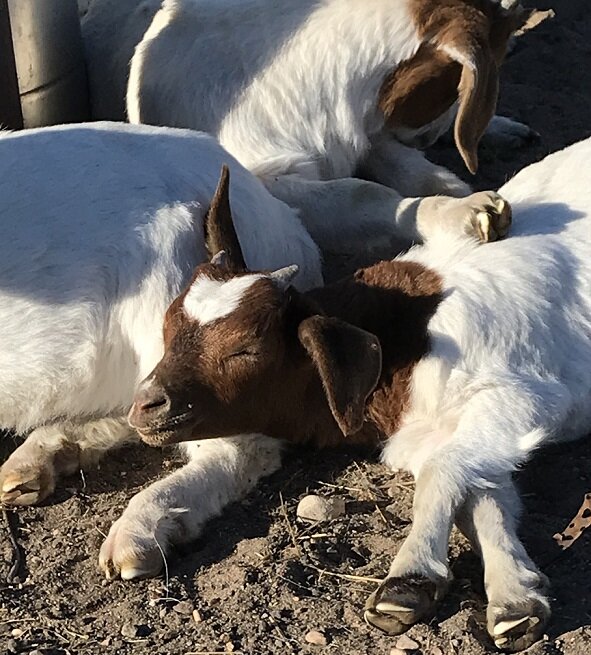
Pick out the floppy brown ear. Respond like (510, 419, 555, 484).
(298, 316, 382, 437)
(444, 39, 498, 175)
(204, 165, 247, 270)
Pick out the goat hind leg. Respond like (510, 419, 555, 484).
(456, 480, 550, 652)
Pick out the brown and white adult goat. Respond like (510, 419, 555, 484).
(82, 0, 534, 252)
(125, 138, 591, 651)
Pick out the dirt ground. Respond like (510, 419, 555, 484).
(1, 1, 591, 654)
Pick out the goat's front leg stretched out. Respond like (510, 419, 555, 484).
(456, 480, 550, 652)
(99, 434, 282, 580)
(262, 175, 511, 255)
(366, 385, 558, 638)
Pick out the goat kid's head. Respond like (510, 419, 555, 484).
(381, 0, 531, 174)
(128, 167, 382, 446)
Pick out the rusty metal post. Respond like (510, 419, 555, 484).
(0, 0, 23, 129)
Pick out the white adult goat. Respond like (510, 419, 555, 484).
(82, 0, 532, 250)
(126, 137, 591, 652)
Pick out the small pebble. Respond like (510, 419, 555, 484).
(304, 629, 328, 646)
(225, 641, 236, 652)
(192, 609, 203, 623)
(297, 495, 345, 522)
(390, 649, 406, 655)
(10, 629, 23, 638)
(395, 634, 420, 651)
(121, 622, 151, 639)
(430, 647, 444, 655)
(173, 600, 194, 615)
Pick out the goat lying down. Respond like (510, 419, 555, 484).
(0, 124, 505, 495)
(83, 0, 533, 250)
(126, 137, 591, 652)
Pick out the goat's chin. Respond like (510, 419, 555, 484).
(136, 423, 196, 446)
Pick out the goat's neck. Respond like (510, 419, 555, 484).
(268, 259, 444, 448)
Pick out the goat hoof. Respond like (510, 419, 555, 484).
(488, 598, 550, 652)
(468, 191, 512, 242)
(0, 464, 55, 506)
(99, 520, 164, 581)
(363, 575, 439, 634)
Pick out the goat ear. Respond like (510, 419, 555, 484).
(442, 39, 499, 175)
(298, 316, 382, 437)
(204, 165, 247, 270)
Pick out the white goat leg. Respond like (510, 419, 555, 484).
(0, 418, 135, 506)
(359, 137, 472, 198)
(482, 115, 540, 149)
(99, 435, 282, 580)
(263, 175, 511, 250)
(456, 481, 550, 651)
(368, 380, 565, 635)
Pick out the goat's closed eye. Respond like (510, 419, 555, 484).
(225, 348, 259, 360)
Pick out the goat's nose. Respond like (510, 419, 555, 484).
(129, 378, 171, 428)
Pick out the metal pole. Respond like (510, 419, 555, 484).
(0, 0, 23, 129)
(8, 0, 89, 128)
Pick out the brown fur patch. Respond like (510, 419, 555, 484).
(310, 261, 443, 441)
(379, 44, 461, 130)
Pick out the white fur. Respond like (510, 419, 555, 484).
(99, 434, 282, 580)
(0, 121, 320, 502)
(183, 274, 265, 324)
(371, 137, 591, 634)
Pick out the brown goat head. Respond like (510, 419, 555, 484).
(129, 266, 382, 446)
(380, 0, 531, 173)
(128, 168, 382, 446)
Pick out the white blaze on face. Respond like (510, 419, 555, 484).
(183, 274, 265, 324)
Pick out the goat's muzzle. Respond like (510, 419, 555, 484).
(128, 377, 180, 444)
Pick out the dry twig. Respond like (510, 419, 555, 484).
(2, 508, 24, 583)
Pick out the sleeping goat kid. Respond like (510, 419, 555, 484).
(83, 0, 530, 250)
(128, 137, 591, 652)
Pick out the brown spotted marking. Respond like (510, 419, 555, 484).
(554, 493, 591, 550)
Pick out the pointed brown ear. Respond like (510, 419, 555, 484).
(204, 165, 246, 270)
(445, 40, 498, 175)
(298, 316, 382, 437)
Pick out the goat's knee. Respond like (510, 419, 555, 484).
(0, 418, 134, 506)
(0, 427, 80, 505)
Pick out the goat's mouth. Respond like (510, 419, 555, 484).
(130, 411, 199, 446)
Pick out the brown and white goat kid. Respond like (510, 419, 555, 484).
(83, 0, 532, 252)
(123, 138, 591, 651)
